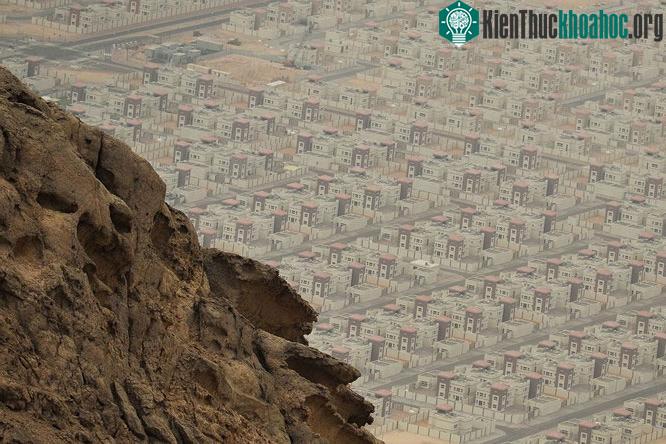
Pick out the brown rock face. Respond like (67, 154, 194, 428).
(0, 67, 379, 444)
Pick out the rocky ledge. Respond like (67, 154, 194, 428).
(0, 67, 380, 444)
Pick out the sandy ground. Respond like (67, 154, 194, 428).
(340, 77, 381, 93)
(573, 0, 621, 7)
(68, 71, 119, 84)
(111, 48, 149, 68)
(165, 24, 283, 57)
(47, 65, 128, 85)
(192, 27, 284, 57)
(205, 54, 300, 86)
(381, 431, 449, 444)
(523, 0, 621, 7)
(0, 21, 75, 40)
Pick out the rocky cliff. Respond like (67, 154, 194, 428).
(0, 67, 380, 444)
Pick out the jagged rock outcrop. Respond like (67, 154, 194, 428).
(0, 67, 380, 444)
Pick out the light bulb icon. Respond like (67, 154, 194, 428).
(447, 9, 471, 45)
(440, 1, 478, 47)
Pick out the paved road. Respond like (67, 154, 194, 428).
(558, 75, 661, 110)
(540, 152, 593, 167)
(324, 239, 590, 320)
(364, 292, 666, 393)
(64, 0, 271, 50)
(267, 196, 603, 317)
(487, 379, 666, 443)
(6, 9, 52, 19)
(68, 16, 232, 55)
(227, 174, 310, 195)
(5, 5, 255, 70)
(260, 206, 447, 261)
(318, 61, 378, 82)
(557, 200, 605, 220)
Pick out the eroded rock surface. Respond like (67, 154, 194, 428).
(0, 67, 380, 444)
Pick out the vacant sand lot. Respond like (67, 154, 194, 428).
(381, 431, 448, 444)
(205, 54, 300, 86)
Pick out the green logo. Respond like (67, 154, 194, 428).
(439, 1, 479, 47)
